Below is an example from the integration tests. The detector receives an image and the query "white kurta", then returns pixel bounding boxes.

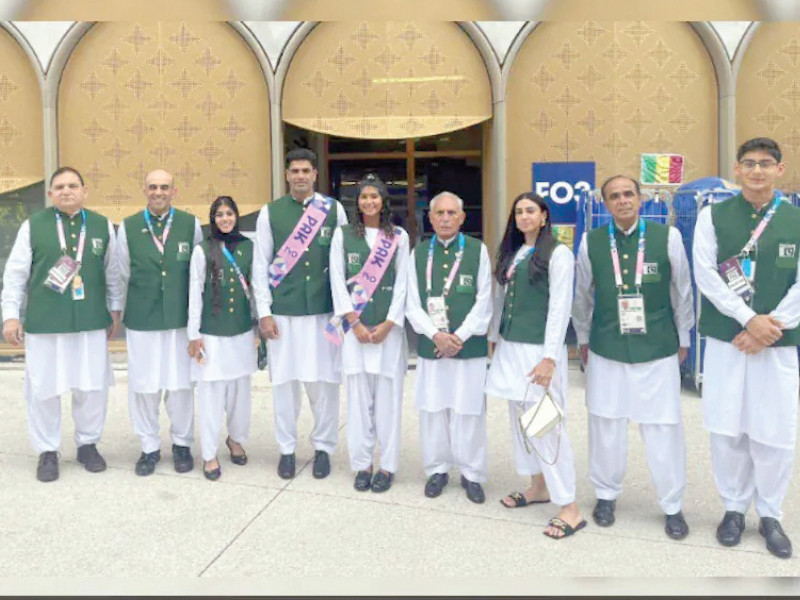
[693,205,800,449]
[251,194,348,385]
[187,244,257,383]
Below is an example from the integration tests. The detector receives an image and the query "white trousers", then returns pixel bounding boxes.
[272,380,340,455]
[709,432,795,520]
[346,373,403,473]
[27,389,108,454]
[588,414,686,515]
[419,408,487,483]
[129,388,195,453]
[197,376,252,462]
[507,401,577,506]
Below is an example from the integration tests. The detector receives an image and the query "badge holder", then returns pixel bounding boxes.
[426,296,449,332]
[617,292,647,335]
[718,256,754,304]
[71,274,85,301]
[43,255,79,295]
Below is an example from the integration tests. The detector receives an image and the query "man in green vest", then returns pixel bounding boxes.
[573,175,695,540]
[406,191,493,504]
[117,169,202,476]
[252,148,347,480]
[693,137,799,559]
[1,166,122,482]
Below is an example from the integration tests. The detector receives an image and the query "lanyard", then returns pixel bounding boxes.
[221,243,251,300]
[426,233,465,296]
[506,245,535,281]
[741,196,781,256]
[55,208,87,265]
[143,207,174,255]
[609,218,646,291]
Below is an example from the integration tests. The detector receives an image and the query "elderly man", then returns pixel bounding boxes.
[572,175,694,539]
[406,191,492,503]
[252,148,347,480]
[116,169,202,476]
[1,166,122,482]
[694,137,800,559]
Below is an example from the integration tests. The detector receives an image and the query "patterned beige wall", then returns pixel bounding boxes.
[0,27,43,193]
[58,22,271,224]
[506,21,718,207]
[737,23,800,193]
[283,21,492,139]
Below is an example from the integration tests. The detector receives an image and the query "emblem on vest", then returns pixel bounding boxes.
[178,242,190,254]
[459,274,474,287]
[91,238,104,255]
[779,243,796,258]
[319,226,332,239]
[643,263,658,275]
[347,252,361,265]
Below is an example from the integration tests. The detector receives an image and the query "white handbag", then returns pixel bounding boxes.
[517,384,563,465]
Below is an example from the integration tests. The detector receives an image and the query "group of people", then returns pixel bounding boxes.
[1,137,797,558]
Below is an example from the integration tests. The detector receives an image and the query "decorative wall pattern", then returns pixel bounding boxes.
[737,23,800,193]
[58,22,271,224]
[506,21,717,205]
[282,21,492,139]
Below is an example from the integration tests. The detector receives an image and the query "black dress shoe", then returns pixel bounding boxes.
[592,499,616,527]
[225,436,248,466]
[354,469,373,491]
[277,453,296,479]
[172,444,194,473]
[759,517,793,559]
[460,475,485,504]
[716,511,745,547]
[371,471,394,493]
[312,450,331,479]
[76,444,107,473]
[665,511,689,540]
[203,461,222,481]
[135,450,161,476]
[36,451,59,483]
[424,473,449,498]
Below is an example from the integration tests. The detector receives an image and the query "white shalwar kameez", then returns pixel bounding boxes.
[693,206,800,519]
[572,225,695,515]
[330,226,409,473]
[116,215,203,454]
[252,196,348,455]
[188,245,257,462]
[406,235,492,483]
[485,244,577,506]
[1,218,123,453]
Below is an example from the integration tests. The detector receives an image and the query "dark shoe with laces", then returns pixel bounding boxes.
[135,450,161,476]
[172,444,194,473]
[354,469,373,491]
[665,511,689,540]
[424,473,449,498]
[278,453,296,479]
[371,471,394,493]
[312,450,331,479]
[716,511,745,547]
[592,499,617,527]
[36,451,59,482]
[460,475,485,504]
[759,517,793,559]
[76,444,107,473]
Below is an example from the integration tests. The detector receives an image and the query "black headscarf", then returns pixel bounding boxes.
[207,196,247,314]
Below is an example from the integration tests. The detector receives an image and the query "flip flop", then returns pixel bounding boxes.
[543,517,587,539]
[499,491,551,508]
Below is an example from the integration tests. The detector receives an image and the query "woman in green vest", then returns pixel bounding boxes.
[329,174,410,493]
[187,196,256,480]
[485,193,586,539]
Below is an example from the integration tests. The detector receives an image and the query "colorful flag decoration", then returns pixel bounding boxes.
[640,153,684,185]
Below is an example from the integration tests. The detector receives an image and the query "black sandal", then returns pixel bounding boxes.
[203,459,221,481]
[225,436,248,466]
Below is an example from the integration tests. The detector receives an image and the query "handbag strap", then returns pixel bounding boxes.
[516,384,562,466]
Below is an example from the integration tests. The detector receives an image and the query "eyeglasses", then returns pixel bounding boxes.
[739,159,778,171]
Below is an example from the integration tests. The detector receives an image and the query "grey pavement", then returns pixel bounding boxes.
[0,356,799,595]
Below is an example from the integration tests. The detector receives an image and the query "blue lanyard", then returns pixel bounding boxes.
[741,196,781,257]
[143,207,174,254]
[608,218,646,290]
[54,208,87,264]
[506,245,535,280]
[221,243,251,300]
[426,233,465,296]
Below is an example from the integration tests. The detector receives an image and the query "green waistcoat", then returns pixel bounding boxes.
[414,234,488,360]
[24,207,112,334]
[269,194,338,316]
[341,225,396,327]
[587,220,679,363]
[122,208,196,331]
[499,247,551,344]
[699,194,800,345]
[200,238,254,337]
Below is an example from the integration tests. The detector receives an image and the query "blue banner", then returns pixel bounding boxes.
[532,162,595,224]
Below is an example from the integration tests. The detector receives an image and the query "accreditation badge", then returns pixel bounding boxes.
[617,293,646,335]
[718,256,754,303]
[71,274,85,301]
[426,296,449,332]
[43,255,79,294]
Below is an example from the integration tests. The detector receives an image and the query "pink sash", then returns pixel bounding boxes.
[268,193,333,289]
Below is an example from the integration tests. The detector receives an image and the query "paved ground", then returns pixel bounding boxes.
[0,355,798,595]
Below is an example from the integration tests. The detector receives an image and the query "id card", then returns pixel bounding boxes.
[718,257,754,303]
[71,274,85,301]
[426,296,449,332]
[617,294,647,335]
[43,255,79,294]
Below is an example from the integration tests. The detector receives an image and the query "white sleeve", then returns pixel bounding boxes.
[692,206,756,327]
[104,220,124,312]
[543,245,574,360]
[1,219,31,322]
[405,246,439,340]
[571,233,594,345]
[667,226,695,347]
[386,229,409,326]
[193,218,203,246]
[252,205,274,319]
[187,245,206,340]
[329,227,353,318]
[769,255,800,329]
[454,242,493,343]
[487,279,504,343]
[115,221,130,314]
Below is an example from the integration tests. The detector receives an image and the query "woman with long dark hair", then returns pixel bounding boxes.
[329,173,409,493]
[187,196,256,480]
[485,192,585,538]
